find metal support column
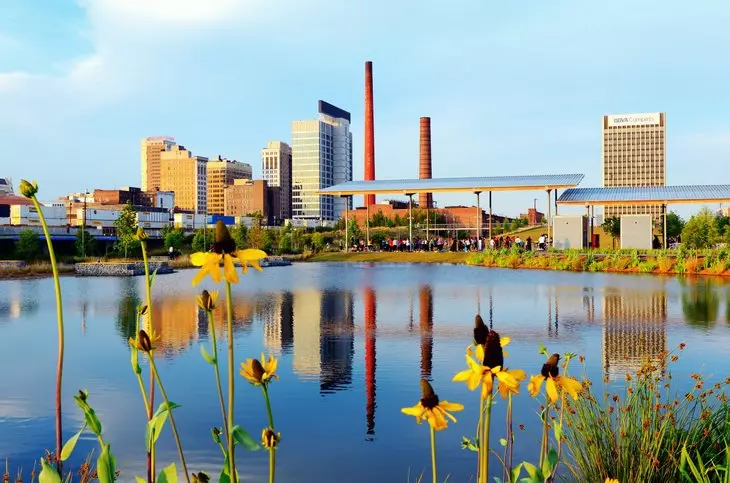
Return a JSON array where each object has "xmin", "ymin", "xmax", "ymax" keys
[
  {"xmin": 344, "ymin": 196, "xmax": 349, "ymax": 252},
  {"xmin": 475, "ymin": 191, "xmax": 482, "ymax": 242},
  {"xmin": 554, "ymin": 189, "xmax": 559, "ymax": 216},
  {"xmin": 488, "ymin": 191, "xmax": 493, "ymax": 242},
  {"xmin": 590, "ymin": 205, "xmax": 595, "ymax": 248},
  {"xmin": 662, "ymin": 203, "xmax": 668, "ymax": 249},
  {"xmin": 546, "ymin": 189, "xmax": 552, "ymax": 247},
  {"xmin": 366, "ymin": 202, "xmax": 370, "ymax": 250},
  {"xmin": 407, "ymin": 193, "xmax": 414, "ymax": 251}
]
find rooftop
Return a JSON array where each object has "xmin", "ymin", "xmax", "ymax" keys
[{"xmin": 558, "ymin": 185, "xmax": 730, "ymax": 205}]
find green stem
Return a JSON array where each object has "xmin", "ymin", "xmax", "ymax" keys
[
  {"xmin": 141, "ymin": 241, "xmax": 156, "ymax": 483},
  {"xmin": 262, "ymin": 386, "xmax": 276, "ymax": 483},
  {"xmin": 206, "ymin": 309, "xmax": 230, "ymax": 449},
  {"xmin": 226, "ymin": 282, "xmax": 236, "ymax": 483},
  {"xmin": 540, "ymin": 398, "xmax": 551, "ymax": 468},
  {"xmin": 430, "ymin": 425, "xmax": 437, "ymax": 483},
  {"xmin": 482, "ymin": 394, "xmax": 493, "ymax": 483},
  {"xmin": 476, "ymin": 393, "xmax": 485, "ymax": 483},
  {"xmin": 32, "ymin": 196, "xmax": 64, "ymax": 475},
  {"xmin": 505, "ymin": 393, "xmax": 513, "ymax": 482},
  {"xmin": 149, "ymin": 357, "xmax": 190, "ymax": 483}
]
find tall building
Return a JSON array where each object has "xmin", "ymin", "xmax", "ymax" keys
[
  {"xmin": 141, "ymin": 136, "xmax": 176, "ymax": 191},
  {"xmin": 261, "ymin": 141, "xmax": 292, "ymax": 221},
  {"xmin": 206, "ymin": 157, "xmax": 252, "ymax": 215},
  {"xmin": 292, "ymin": 101, "xmax": 352, "ymax": 223},
  {"xmin": 159, "ymin": 145, "xmax": 208, "ymax": 214},
  {"xmin": 602, "ymin": 113, "xmax": 666, "ymax": 221}
]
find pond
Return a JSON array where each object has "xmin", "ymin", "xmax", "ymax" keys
[{"xmin": 1, "ymin": 263, "xmax": 729, "ymax": 481}]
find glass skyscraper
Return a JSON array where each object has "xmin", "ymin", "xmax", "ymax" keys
[{"xmin": 291, "ymin": 101, "xmax": 353, "ymax": 223}]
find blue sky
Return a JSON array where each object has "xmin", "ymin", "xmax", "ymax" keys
[{"xmin": 1, "ymin": 0, "xmax": 729, "ymax": 218}]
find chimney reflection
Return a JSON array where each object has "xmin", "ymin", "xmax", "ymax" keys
[
  {"xmin": 602, "ymin": 289, "xmax": 667, "ymax": 380},
  {"xmin": 364, "ymin": 287, "xmax": 376, "ymax": 437},
  {"xmin": 419, "ymin": 286, "xmax": 434, "ymax": 380}
]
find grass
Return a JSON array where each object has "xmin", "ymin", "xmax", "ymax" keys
[
  {"xmin": 0, "ymin": 262, "xmax": 75, "ymax": 279},
  {"xmin": 563, "ymin": 348, "xmax": 730, "ymax": 483}
]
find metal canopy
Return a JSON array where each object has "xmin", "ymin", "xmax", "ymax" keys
[
  {"xmin": 558, "ymin": 185, "xmax": 730, "ymax": 206},
  {"xmin": 318, "ymin": 174, "xmax": 585, "ymax": 196}
]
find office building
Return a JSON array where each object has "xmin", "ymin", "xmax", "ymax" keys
[
  {"xmin": 261, "ymin": 141, "xmax": 292, "ymax": 222},
  {"xmin": 159, "ymin": 145, "xmax": 208, "ymax": 214},
  {"xmin": 292, "ymin": 101, "xmax": 352, "ymax": 223},
  {"xmin": 0, "ymin": 178, "xmax": 13, "ymax": 196},
  {"xmin": 141, "ymin": 136, "xmax": 176, "ymax": 191},
  {"xmin": 602, "ymin": 113, "xmax": 666, "ymax": 221},
  {"xmin": 206, "ymin": 157, "xmax": 252, "ymax": 216},
  {"xmin": 224, "ymin": 179, "xmax": 269, "ymax": 220}
]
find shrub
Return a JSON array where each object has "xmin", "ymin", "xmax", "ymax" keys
[
  {"xmin": 15, "ymin": 229, "xmax": 41, "ymax": 261},
  {"xmin": 685, "ymin": 257, "xmax": 702, "ymax": 274},
  {"xmin": 657, "ymin": 255, "xmax": 675, "ymax": 273},
  {"xmin": 612, "ymin": 256, "xmax": 632, "ymax": 271}
]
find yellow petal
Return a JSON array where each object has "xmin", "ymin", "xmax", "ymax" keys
[
  {"xmin": 402, "ymin": 403, "xmax": 425, "ymax": 417},
  {"xmin": 503, "ymin": 349, "xmax": 510, "ymax": 358},
  {"xmin": 428, "ymin": 408, "xmax": 448, "ymax": 431},
  {"xmin": 475, "ymin": 344, "xmax": 485, "ymax": 363},
  {"xmin": 439, "ymin": 401, "xmax": 464, "ymax": 413},
  {"xmin": 497, "ymin": 380, "xmax": 511, "ymax": 399},
  {"xmin": 191, "ymin": 268, "xmax": 207, "ymax": 287},
  {"xmin": 224, "ymin": 254, "xmax": 239, "ymax": 284},
  {"xmin": 481, "ymin": 373, "xmax": 494, "ymax": 399},
  {"xmin": 528, "ymin": 375, "xmax": 544, "ymax": 397},
  {"xmin": 500, "ymin": 336, "xmax": 510, "ymax": 347},
  {"xmin": 465, "ymin": 354, "xmax": 481, "ymax": 371},
  {"xmin": 452, "ymin": 369, "xmax": 473, "ymax": 383},
  {"xmin": 237, "ymin": 248, "xmax": 268, "ymax": 261},
  {"xmin": 467, "ymin": 371, "xmax": 482, "ymax": 392},
  {"xmin": 267, "ymin": 354, "xmax": 278, "ymax": 376},
  {"xmin": 190, "ymin": 252, "xmax": 210, "ymax": 267},
  {"xmin": 559, "ymin": 375, "xmax": 583, "ymax": 400},
  {"xmin": 546, "ymin": 377, "xmax": 559, "ymax": 402},
  {"xmin": 209, "ymin": 262, "xmax": 223, "ymax": 284},
  {"xmin": 495, "ymin": 370, "xmax": 519, "ymax": 390},
  {"xmin": 507, "ymin": 368, "xmax": 527, "ymax": 382}
]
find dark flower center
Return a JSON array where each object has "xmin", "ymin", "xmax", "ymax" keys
[
  {"xmin": 212, "ymin": 221, "xmax": 237, "ymax": 254},
  {"xmin": 541, "ymin": 353, "xmax": 561, "ymax": 378},
  {"xmin": 483, "ymin": 330, "xmax": 504, "ymax": 368},
  {"xmin": 251, "ymin": 359, "xmax": 265, "ymax": 381},
  {"xmin": 473, "ymin": 314, "xmax": 488, "ymax": 346},
  {"xmin": 419, "ymin": 379, "xmax": 440, "ymax": 409}
]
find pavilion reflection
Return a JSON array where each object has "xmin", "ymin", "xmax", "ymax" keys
[{"xmin": 601, "ymin": 287, "xmax": 667, "ymax": 380}]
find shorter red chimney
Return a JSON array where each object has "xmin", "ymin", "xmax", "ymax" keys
[{"xmin": 418, "ymin": 117, "xmax": 433, "ymax": 209}]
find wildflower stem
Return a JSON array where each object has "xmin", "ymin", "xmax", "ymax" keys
[
  {"xmin": 476, "ymin": 393, "xmax": 485, "ymax": 482},
  {"xmin": 262, "ymin": 385, "xmax": 276, "ymax": 483},
  {"xmin": 31, "ymin": 195, "xmax": 64, "ymax": 475},
  {"xmin": 540, "ymin": 398, "xmax": 551, "ymax": 467},
  {"xmin": 141, "ymin": 240, "xmax": 156, "ymax": 482},
  {"xmin": 481, "ymin": 393, "xmax": 493, "ymax": 483},
  {"xmin": 430, "ymin": 425, "xmax": 437, "ymax": 483},
  {"xmin": 205, "ymin": 309, "xmax": 230, "ymax": 450},
  {"xmin": 149, "ymin": 357, "xmax": 190, "ymax": 483},
  {"xmin": 505, "ymin": 392, "xmax": 514, "ymax": 481},
  {"xmin": 226, "ymin": 281, "xmax": 237, "ymax": 483}
]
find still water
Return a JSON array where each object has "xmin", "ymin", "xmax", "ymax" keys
[{"xmin": 1, "ymin": 263, "xmax": 730, "ymax": 481}]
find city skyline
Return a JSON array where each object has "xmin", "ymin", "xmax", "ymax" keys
[{"xmin": 1, "ymin": 1, "xmax": 729, "ymax": 219}]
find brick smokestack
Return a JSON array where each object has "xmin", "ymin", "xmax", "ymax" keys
[
  {"xmin": 419, "ymin": 117, "xmax": 433, "ymax": 209},
  {"xmin": 364, "ymin": 61, "xmax": 375, "ymax": 207}
]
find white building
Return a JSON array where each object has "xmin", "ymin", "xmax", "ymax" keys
[
  {"xmin": 0, "ymin": 178, "xmax": 13, "ymax": 195},
  {"xmin": 291, "ymin": 101, "xmax": 352, "ymax": 222},
  {"xmin": 261, "ymin": 141, "xmax": 293, "ymax": 221}
]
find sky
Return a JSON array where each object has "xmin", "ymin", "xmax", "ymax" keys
[{"xmin": 1, "ymin": 0, "xmax": 729, "ymax": 218}]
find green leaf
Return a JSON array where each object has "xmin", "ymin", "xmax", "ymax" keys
[
  {"xmin": 521, "ymin": 462, "xmax": 543, "ymax": 482},
  {"xmin": 537, "ymin": 343, "xmax": 548, "ymax": 356},
  {"xmin": 39, "ymin": 459, "xmax": 62, "ymax": 483},
  {"xmin": 60, "ymin": 423, "xmax": 87, "ymax": 461},
  {"xmin": 510, "ymin": 463, "xmax": 523, "ymax": 483},
  {"xmin": 499, "ymin": 438, "xmax": 508, "ymax": 447},
  {"xmin": 136, "ymin": 478, "xmax": 147, "ymax": 483},
  {"xmin": 157, "ymin": 462, "xmax": 178, "ymax": 483},
  {"xmin": 154, "ymin": 401, "xmax": 182, "ymax": 418},
  {"xmin": 149, "ymin": 266, "xmax": 160, "ymax": 288},
  {"xmin": 542, "ymin": 448, "xmax": 558, "ymax": 478},
  {"xmin": 200, "ymin": 346, "xmax": 216, "ymax": 365},
  {"xmin": 96, "ymin": 444, "xmax": 116, "ymax": 483},
  {"xmin": 131, "ymin": 346, "xmax": 141, "ymax": 374},
  {"xmin": 147, "ymin": 401, "xmax": 182, "ymax": 451},
  {"xmin": 84, "ymin": 407, "xmax": 103, "ymax": 437},
  {"xmin": 552, "ymin": 421, "xmax": 562, "ymax": 442},
  {"xmin": 231, "ymin": 425, "xmax": 260, "ymax": 451}
]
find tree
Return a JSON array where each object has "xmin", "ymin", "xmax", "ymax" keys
[
  {"xmin": 347, "ymin": 218, "xmax": 362, "ymax": 245},
  {"xmin": 247, "ymin": 225, "xmax": 266, "ymax": 250},
  {"xmin": 231, "ymin": 224, "xmax": 249, "ymax": 249},
  {"xmin": 665, "ymin": 212, "xmax": 685, "ymax": 241},
  {"xmin": 164, "ymin": 228, "xmax": 185, "ymax": 251},
  {"xmin": 114, "ymin": 201, "xmax": 140, "ymax": 258},
  {"xmin": 601, "ymin": 217, "xmax": 621, "ymax": 249},
  {"xmin": 191, "ymin": 228, "xmax": 213, "ymax": 252},
  {"xmin": 75, "ymin": 228, "xmax": 97, "ymax": 258},
  {"xmin": 16, "ymin": 230, "xmax": 41, "ymax": 261},
  {"xmin": 681, "ymin": 208, "xmax": 719, "ymax": 249}
]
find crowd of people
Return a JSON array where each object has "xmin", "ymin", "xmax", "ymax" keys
[{"xmin": 347, "ymin": 233, "xmax": 552, "ymax": 253}]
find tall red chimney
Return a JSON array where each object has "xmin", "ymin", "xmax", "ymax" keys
[
  {"xmin": 419, "ymin": 117, "xmax": 433, "ymax": 209},
  {"xmin": 364, "ymin": 61, "xmax": 375, "ymax": 207}
]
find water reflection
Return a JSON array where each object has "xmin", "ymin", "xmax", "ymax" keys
[
  {"xmin": 681, "ymin": 278, "xmax": 720, "ymax": 327},
  {"xmin": 364, "ymin": 286, "xmax": 376, "ymax": 437}
]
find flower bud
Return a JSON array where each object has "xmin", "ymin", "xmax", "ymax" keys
[
  {"xmin": 261, "ymin": 427, "xmax": 281, "ymax": 449},
  {"xmin": 135, "ymin": 227, "xmax": 149, "ymax": 241},
  {"xmin": 211, "ymin": 427, "xmax": 222, "ymax": 445},
  {"xmin": 197, "ymin": 290, "xmax": 217, "ymax": 311},
  {"xmin": 19, "ymin": 179, "xmax": 39, "ymax": 198},
  {"xmin": 138, "ymin": 330, "xmax": 153, "ymax": 353},
  {"xmin": 192, "ymin": 473, "xmax": 210, "ymax": 483}
]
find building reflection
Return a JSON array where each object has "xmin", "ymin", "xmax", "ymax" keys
[
  {"xmin": 262, "ymin": 292, "xmax": 294, "ymax": 353},
  {"xmin": 0, "ymin": 283, "xmax": 40, "ymax": 323},
  {"xmin": 680, "ymin": 278, "xmax": 720, "ymax": 328},
  {"xmin": 364, "ymin": 287, "xmax": 376, "ymax": 437},
  {"xmin": 292, "ymin": 290, "xmax": 354, "ymax": 394},
  {"xmin": 601, "ymin": 288, "xmax": 667, "ymax": 380}
]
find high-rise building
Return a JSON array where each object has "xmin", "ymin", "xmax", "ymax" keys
[
  {"xmin": 224, "ymin": 179, "xmax": 269, "ymax": 219},
  {"xmin": 602, "ymin": 113, "xmax": 666, "ymax": 221},
  {"xmin": 292, "ymin": 101, "xmax": 352, "ymax": 223},
  {"xmin": 159, "ymin": 145, "xmax": 208, "ymax": 214},
  {"xmin": 141, "ymin": 136, "xmax": 176, "ymax": 191},
  {"xmin": 261, "ymin": 141, "xmax": 292, "ymax": 221},
  {"xmin": 206, "ymin": 157, "xmax": 252, "ymax": 216}
]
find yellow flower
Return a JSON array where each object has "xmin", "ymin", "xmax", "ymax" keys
[
  {"xmin": 190, "ymin": 221, "xmax": 267, "ymax": 286},
  {"xmin": 128, "ymin": 329, "xmax": 161, "ymax": 353},
  {"xmin": 401, "ymin": 380, "xmax": 464, "ymax": 431},
  {"xmin": 196, "ymin": 290, "xmax": 218, "ymax": 311},
  {"xmin": 527, "ymin": 353, "xmax": 583, "ymax": 403},
  {"xmin": 240, "ymin": 353, "xmax": 279, "ymax": 386},
  {"xmin": 135, "ymin": 227, "xmax": 149, "ymax": 241},
  {"xmin": 262, "ymin": 427, "xmax": 281, "ymax": 449},
  {"xmin": 454, "ymin": 330, "xmax": 525, "ymax": 399},
  {"xmin": 19, "ymin": 179, "xmax": 38, "ymax": 198},
  {"xmin": 605, "ymin": 479, "xmax": 619, "ymax": 483}
]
